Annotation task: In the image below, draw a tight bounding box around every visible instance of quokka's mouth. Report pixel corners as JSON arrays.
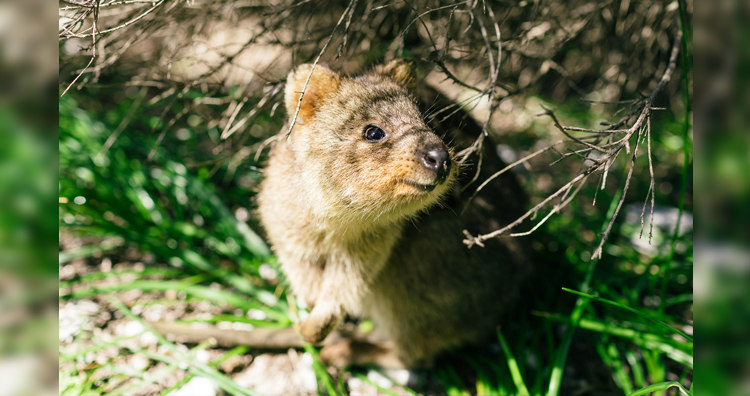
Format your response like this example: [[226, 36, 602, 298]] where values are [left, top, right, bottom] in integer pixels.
[[399, 179, 438, 192]]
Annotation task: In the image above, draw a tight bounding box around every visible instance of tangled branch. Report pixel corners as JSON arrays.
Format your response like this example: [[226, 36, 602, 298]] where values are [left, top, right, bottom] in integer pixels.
[[59, 0, 684, 258], [463, 29, 684, 260]]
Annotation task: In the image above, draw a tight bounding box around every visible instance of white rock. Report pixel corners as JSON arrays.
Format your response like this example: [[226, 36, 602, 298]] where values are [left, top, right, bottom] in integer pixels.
[[195, 349, 211, 364], [167, 376, 219, 396], [59, 300, 100, 342], [117, 320, 145, 337]]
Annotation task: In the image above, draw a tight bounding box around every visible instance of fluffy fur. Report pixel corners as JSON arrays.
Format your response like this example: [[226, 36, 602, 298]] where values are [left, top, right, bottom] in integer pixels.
[[257, 59, 530, 367]]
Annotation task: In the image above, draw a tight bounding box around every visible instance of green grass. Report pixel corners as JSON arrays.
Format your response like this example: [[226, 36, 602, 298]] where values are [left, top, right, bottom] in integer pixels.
[[59, 75, 692, 396]]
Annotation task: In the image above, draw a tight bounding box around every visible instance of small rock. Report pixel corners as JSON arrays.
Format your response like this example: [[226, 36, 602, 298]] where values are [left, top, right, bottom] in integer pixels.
[[167, 376, 219, 396], [59, 300, 100, 342]]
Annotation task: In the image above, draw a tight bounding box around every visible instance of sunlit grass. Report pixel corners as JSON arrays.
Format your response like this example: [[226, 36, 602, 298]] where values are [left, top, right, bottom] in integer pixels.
[[59, 84, 692, 395]]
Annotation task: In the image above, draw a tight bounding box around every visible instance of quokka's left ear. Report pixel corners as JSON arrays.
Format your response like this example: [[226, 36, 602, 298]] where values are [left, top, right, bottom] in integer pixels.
[[285, 63, 342, 124], [376, 58, 417, 91]]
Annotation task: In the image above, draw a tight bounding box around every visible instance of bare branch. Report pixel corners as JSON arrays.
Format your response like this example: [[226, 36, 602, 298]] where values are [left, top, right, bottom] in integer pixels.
[[286, 0, 357, 139], [61, 1, 100, 96], [640, 116, 656, 243], [463, 28, 684, 250], [467, 139, 566, 203], [463, 165, 597, 248], [590, 126, 644, 260]]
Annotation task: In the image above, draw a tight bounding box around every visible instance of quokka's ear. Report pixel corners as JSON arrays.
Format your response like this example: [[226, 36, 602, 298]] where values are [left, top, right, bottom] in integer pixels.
[[285, 64, 341, 123], [377, 58, 417, 91]]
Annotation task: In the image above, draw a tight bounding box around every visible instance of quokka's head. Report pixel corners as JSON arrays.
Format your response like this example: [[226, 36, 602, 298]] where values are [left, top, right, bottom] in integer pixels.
[[284, 59, 459, 223]]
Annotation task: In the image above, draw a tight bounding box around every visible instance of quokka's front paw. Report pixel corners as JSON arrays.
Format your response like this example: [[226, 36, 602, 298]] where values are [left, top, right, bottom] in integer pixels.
[[300, 301, 340, 344], [300, 313, 337, 344]]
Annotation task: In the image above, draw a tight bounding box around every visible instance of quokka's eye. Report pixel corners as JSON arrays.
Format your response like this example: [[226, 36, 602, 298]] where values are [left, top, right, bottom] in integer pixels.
[[363, 124, 386, 142]]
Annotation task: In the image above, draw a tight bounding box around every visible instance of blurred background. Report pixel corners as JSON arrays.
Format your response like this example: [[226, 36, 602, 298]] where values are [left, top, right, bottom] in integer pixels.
[[0, 0, 58, 395], [693, 1, 750, 395], [0, 1, 57, 395]]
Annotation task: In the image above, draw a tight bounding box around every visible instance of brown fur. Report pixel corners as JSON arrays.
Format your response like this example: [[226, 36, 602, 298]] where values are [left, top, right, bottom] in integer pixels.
[[257, 59, 530, 367]]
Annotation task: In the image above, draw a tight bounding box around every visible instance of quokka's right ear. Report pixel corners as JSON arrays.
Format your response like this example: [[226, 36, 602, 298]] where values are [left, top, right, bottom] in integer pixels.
[[377, 58, 417, 91], [285, 64, 341, 123]]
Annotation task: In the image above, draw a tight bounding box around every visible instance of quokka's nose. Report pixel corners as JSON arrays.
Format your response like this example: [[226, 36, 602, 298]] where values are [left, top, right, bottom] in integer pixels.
[[420, 147, 451, 184]]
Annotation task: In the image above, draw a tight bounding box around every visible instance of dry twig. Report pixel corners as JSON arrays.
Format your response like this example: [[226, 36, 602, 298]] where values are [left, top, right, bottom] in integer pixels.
[[59, 0, 683, 258], [463, 28, 684, 258]]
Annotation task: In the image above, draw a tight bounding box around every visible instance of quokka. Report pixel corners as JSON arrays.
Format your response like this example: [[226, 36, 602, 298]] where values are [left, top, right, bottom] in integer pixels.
[[257, 59, 531, 368]]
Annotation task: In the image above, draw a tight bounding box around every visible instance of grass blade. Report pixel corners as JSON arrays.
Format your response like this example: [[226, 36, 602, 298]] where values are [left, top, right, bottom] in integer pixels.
[[546, 188, 622, 396], [561, 288, 692, 341], [628, 381, 689, 396], [497, 331, 530, 396], [62, 279, 289, 323], [303, 343, 343, 396], [625, 350, 646, 389], [537, 313, 692, 368], [597, 341, 634, 394]]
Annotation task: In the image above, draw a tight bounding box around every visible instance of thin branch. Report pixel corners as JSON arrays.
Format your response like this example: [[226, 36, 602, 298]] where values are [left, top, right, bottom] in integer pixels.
[[456, 3, 503, 191], [510, 180, 585, 237], [538, 103, 608, 154], [70, 0, 166, 38], [285, 0, 357, 138], [220, 97, 250, 140], [100, 87, 147, 155], [467, 139, 566, 204], [61, 1, 100, 96], [640, 116, 656, 243], [590, 126, 645, 260], [464, 164, 599, 248]]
